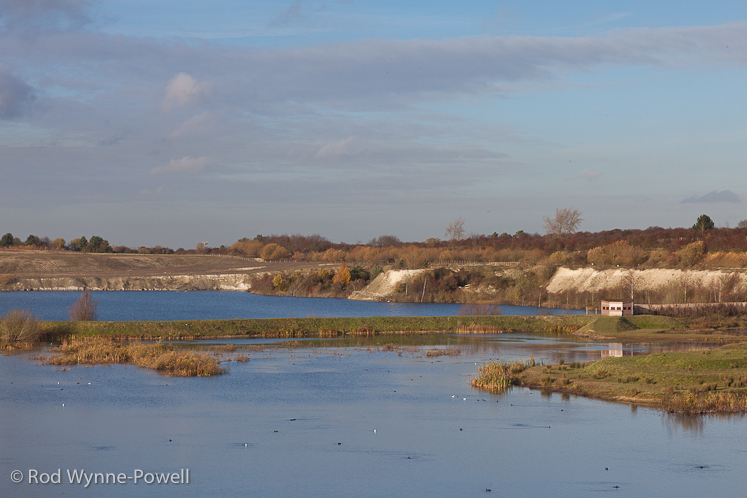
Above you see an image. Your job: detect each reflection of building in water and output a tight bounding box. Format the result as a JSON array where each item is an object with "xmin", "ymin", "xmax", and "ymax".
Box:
[
  {"xmin": 601, "ymin": 343, "xmax": 623, "ymax": 358},
  {"xmin": 601, "ymin": 300, "xmax": 634, "ymax": 316}
]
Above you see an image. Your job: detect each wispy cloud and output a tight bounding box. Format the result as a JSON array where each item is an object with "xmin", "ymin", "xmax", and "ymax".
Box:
[
  {"xmin": 315, "ymin": 136, "xmax": 355, "ymax": 159},
  {"xmin": 580, "ymin": 169, "xmax": 601, "ymax": 180},
  {"xmin": 271, "ymin": 1, "xmax": 304, "ymax": 27},
  {"xmin": 150, "ymin": 157, "xmax": 214, "ymax": 175},
  {"xmin": 170, "ymin": 111, "xmax": 214, "ymax": 138},
  {"xmin": 681, "ymin": 190, "xmax": 742, "ymax": 204},
  {"xmin": 0, "ymin": 64, "xmax": 35, "ymax": 118},
  {"xmin": 0, "ymin": 0, "xmax": 93, "ymax": 32}
]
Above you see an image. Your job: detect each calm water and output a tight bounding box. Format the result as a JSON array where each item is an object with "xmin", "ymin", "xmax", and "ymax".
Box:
[
  {"xmin": 2, "ymin": 335, "xmax": 746, "ymax": 498},
  {"xmin": 0, "ymin": 291, "xmax": 583, "ymax": 321}
]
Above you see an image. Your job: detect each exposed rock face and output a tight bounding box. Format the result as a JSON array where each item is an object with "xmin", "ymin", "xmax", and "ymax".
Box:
[
  {"xmin": 546, "ymin": 267, "xmax": 747, "ymax": 294},
  {"xmin": 349, "ymin": 269, "xmax": 425, "ymax": 301},
  {"xmin": 3, "ymin": 274, "xmax": 252, "ymax": 291}
]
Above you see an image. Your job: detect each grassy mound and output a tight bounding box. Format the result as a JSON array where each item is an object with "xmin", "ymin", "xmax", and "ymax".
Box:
[{"xmin": 473, "ymin": 343, "xmax": 747, "ymax": 414}]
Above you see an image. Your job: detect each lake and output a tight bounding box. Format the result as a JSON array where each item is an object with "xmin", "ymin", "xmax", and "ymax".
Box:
[
  {"xmin": 0, "ymin": 291, "xmax": 584, "ymax": 321},
  {"xmin": 2, "ymin": 333, "xmax": 746, "ymax": 498}
]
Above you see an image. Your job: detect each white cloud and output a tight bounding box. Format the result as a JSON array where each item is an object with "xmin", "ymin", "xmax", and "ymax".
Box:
[
  {"xmin": 161, "ymin": 73, "xmax": 211, "ymax": 111},
  {"xmin": 150, "ymin": 156, "xmax": 214, "ymax": 175}
]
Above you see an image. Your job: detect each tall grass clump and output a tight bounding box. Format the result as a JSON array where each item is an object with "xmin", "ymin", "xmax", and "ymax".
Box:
[
  {"xmin": 471, "ymin": 358, "xmax": 537, "ymax": 393},
  {"xmin": 68, "ymin": 289, "xmax": 99, "ymax": 321},
  {"xmin": 39, "ymin": 337, "xmax": 224, "ymax": 377},
  {"xmin": 2, "ymin": 309, "xmax": 40, "ymax": 342}
]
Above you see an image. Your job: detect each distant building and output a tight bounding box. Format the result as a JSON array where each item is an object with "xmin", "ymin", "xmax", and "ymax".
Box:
[{"xmin": 601, "ymin": 300, "xmax": 634, "ymax": 316}]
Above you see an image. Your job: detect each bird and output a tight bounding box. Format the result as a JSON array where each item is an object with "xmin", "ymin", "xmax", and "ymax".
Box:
[{"xmin": 373, "ymin": 429, "xmax": 376, "ymax": 433}]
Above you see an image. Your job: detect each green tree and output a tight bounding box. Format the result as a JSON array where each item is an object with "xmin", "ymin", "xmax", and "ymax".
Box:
[
  {"xmin": 24, "ymin": 235, "xmax": 39, "ymax": 246},
  {"xmin": 0, "ymin": 233, "xmax": 14, "ymax": 247},
  {"xmin": 76, "ymin": 236, "xmax": 88, "ymax": 251},
  {"xmin": 692, "ymin": 214, "xmax": 715, "ymax": 232},
  {"xmin": 89, "ymin": 235, "xmax": 104, "ymax": 251}
]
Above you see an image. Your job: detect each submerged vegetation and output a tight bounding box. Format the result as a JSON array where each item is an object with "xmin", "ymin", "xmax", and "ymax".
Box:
[{"xmin": 36, "ymin": 337, "xmax": 225, "ymax": 377}]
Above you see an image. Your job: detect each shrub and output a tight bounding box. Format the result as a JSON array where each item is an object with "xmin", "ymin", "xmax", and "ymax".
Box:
[{"xmin": 2, "ymin": 309, "xmax": 40, "ymax": 342}]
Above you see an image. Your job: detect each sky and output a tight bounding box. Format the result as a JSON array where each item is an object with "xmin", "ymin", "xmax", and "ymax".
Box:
[{"xmin": 1, "ymin": 0, "xmax": 747, "ymax": 249}]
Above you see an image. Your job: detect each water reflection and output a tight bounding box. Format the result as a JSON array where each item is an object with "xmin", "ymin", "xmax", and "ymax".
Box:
[{"xmin": 664, "ymin": 413, "xmax": 706, "ymax": 434}]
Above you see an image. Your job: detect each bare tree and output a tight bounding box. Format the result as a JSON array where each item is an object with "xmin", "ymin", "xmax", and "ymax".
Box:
[
  {"xmin": 444, "ymin": 218, "xmax": 466, "ymax": 242},
  {"xmin": 543, "ymin": 207, "xmax": 583, "ymax": 236},
  {"xmin": 68, "ymin": 289, "xmax": 99, "ymax": 321}
]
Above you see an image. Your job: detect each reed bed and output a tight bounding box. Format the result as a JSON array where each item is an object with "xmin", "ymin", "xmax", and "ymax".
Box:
[
  {"xmin": 456, "ymin": 323, "xmax": 501, "ymax": 334},
  {"xmin": 37, "ymin": 337, "xmax": 225, "ymax": 377},
  {"xmin": 470, "ymin": 358, "xmax": 538, "ymax": 393}
]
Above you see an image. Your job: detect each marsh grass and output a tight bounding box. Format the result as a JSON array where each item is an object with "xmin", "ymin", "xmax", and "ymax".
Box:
[
  {"xmin": 38, "ymin": 337, "xmax": 225, "ymax": 377},
  {"xmin": 470, "ymin": 358, "xmax": 538, "ymax": 393},
  {"xmin": 425, "ymin": 348, "xmax": 460, "ymax": 357},
  {"xmin": 456, "ymin": 323, "xmax": 501, "ymax": 334},
  {"xmin": 36, "ymin": 315, "xmax": 593, "ymax": 341}
]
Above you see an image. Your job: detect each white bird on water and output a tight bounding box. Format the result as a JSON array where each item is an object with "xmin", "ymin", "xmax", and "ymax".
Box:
[{"xmin": 373, "ymin": 429, "xmax": 376, "ymax": 434}]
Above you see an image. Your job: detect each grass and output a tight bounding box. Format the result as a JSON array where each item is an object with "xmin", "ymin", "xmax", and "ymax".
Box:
[
  {"xmin": 34, "ymin": 315, "xmax": 596, "ymax": 341},
  {"xmin": 473, "ymin": 342, "xmax": 747, "ymax": 414},
  {"xmin": 36, "ymin": 337, "xmax": 225, "ymax": 377}
]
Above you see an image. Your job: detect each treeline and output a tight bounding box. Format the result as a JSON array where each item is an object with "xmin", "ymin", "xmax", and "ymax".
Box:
[
  {"xmin": 228, "ymin": 226, "xmax": 747, "ymax": 270},
  {"xmin": 6, "ymin": 223, "xmax": 747, "ymax": 270},
  {"xmin": 0, "ymin": 232, "xmax": 179, "ymax": 255}
]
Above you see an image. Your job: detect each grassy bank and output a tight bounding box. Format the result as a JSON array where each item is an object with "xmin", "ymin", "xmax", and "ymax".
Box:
[
  {"xmin": 35, "ymin": 315, "xmax": 595, "ymax": 340},
  {"xmin": 472, "ymin": 341, "xmax": 747, "ymax": 414}
]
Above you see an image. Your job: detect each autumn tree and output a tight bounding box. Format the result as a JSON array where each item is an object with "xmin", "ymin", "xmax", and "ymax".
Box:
[
  {"xmin": 333, "ymin": 263, "xmax": 351, "ymax": 286},
  {"xmin": 544, "ymin": 208, "xmax": 583, "ymax": 236},
  {"xmin": 444, "ymin": 218, "xmax": 466, "ymax": 242}
]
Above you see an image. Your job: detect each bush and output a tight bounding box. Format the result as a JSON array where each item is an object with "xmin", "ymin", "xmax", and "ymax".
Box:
[{"xmin": 2, "ymin": 309, "xmax": 40, "ymax": 342}]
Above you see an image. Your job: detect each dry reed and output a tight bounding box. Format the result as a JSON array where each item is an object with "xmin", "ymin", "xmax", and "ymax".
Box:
[{"xmin": 39, "ymin": 337, "xmax": 224, "ymax": 377}]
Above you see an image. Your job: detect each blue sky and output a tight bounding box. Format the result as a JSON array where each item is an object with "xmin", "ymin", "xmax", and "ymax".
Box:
[{"xmin": 1, "ymin": 0, "xmax": 747, "ymax": 248}]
